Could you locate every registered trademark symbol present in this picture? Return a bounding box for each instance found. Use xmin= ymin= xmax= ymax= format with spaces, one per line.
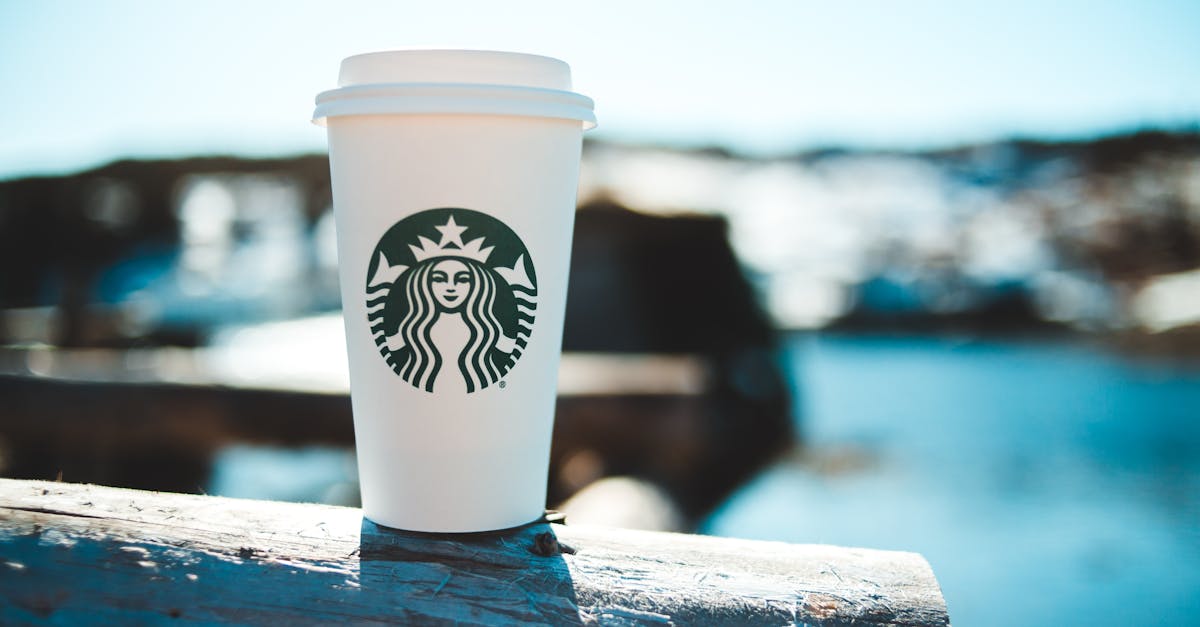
xmin=499 ymin=381 xmax=507 ymax=389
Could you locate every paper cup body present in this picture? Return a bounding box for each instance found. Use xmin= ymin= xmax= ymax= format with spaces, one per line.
xmin=319 ymin=52 xmax=590 ymax=532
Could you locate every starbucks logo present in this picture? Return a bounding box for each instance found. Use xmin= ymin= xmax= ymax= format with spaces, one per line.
xmin=366 ymin=208 xmax=537 ymax=393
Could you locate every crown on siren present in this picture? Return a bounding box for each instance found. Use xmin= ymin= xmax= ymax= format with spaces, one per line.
xmin=409 ymin=215 xmax=494 ymax=263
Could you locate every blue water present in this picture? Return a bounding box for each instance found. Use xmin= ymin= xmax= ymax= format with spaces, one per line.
xmin=704 ymin=334 xmax=1200 ymax=627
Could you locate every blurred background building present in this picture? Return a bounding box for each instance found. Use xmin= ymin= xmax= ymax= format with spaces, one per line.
xmin=2 ymin=2 xmax=1199 ymax=625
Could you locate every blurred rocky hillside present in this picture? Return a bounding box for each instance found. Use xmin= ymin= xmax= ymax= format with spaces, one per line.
xmin=582 ymin=131 xmax=1200 ymax=337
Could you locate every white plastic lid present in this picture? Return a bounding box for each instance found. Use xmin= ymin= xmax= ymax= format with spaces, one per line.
xmin=313 ymin=49 xmax=595 ymax=129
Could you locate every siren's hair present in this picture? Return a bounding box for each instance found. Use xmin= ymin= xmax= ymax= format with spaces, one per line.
xmin=398 ymin=263 xmax=441 ymax=392
xmin=394 ymin=258 xmax=508 ymax=392
xmin=458 ymin=260 xmax=507 ymax=392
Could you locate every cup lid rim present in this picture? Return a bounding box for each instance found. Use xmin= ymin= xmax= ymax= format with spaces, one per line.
xmin=337 ymin=49 xmax=574 ymax=91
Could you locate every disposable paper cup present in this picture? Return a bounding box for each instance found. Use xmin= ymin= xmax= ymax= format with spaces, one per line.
xmin=313 ymin=50 xmax=595 ymax=532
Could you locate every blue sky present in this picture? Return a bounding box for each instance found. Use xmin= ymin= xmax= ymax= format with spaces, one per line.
xmin=1 ymin=0 xmax=1198 ymax=178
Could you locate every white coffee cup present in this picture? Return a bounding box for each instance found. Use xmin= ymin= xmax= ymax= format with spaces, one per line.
xmin=313 ymin=50 xmax=595 ymax=532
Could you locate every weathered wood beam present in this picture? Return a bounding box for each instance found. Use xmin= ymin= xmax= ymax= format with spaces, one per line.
xmin=0 ymin=479 xmax=948 ymax=626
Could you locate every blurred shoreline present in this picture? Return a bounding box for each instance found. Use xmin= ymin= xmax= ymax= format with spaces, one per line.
xmin=2 ymin=129 xmax=1197 ymax=356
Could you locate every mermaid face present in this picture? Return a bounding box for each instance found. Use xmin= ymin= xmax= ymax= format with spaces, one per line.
xmin=429 ymin=258 xmax=472 ymax=311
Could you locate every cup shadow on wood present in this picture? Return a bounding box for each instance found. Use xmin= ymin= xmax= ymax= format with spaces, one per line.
xmin=357 ymin=517 xmax=582 ymax=624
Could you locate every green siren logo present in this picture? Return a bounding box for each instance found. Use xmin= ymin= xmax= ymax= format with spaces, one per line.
xmin=366 ymin=208 xmax=536 ymax=393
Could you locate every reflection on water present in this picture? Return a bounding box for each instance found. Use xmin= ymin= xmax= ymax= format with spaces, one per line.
xmin=209 ymin=444 xmax=358 ymax=505
xmin=705 ymin=334 xmax=1200 ymax=627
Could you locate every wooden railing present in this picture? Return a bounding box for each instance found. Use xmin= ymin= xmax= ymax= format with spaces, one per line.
xmin=0 ymin=479 xmax=949 ymax=625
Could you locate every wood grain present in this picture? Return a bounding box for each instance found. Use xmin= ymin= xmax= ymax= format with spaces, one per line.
xmin=0 ymin=479 xmax=948 ymax=626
